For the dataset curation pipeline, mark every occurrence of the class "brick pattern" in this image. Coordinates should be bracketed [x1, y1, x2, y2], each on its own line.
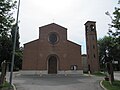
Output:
[85, 21, 100, 73]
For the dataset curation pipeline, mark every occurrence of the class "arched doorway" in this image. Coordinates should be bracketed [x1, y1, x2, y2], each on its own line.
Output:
[48, 56, 57, 74]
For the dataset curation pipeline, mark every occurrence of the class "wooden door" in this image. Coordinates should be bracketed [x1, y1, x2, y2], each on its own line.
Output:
[48, 56, 57, 74]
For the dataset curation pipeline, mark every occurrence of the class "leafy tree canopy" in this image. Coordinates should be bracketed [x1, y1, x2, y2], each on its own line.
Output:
[0, 0, 17, 36]
[0, 0, 18, 67]
[106, 0, 120, 37]
[98, 36, 120, 70]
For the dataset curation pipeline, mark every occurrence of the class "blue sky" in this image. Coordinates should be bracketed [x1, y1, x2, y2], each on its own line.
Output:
[18, 0, 119, 54]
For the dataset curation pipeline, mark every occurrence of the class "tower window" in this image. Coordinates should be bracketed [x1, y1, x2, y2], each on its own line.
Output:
[90, 25, 95, 31]
[86, 26, 89, 32]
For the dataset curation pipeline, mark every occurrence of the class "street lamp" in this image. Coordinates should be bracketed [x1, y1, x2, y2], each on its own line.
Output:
[9, 0, 20, 85]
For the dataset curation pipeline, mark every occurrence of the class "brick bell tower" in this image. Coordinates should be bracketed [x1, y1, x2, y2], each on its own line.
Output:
[84, 21, 100, 73]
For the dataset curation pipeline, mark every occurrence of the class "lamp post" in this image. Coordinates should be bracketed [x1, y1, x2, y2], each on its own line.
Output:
[9, 0, 20, 85]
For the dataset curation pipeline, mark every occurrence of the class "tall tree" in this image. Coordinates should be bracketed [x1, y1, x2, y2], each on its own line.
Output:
[0, 35, 12, 64]
[106, 0, 120, 37]
[11, 24, 20, 50]
[102, 0, 120, 83]
[0, 0, 23, 72]
[11, 24, 23, 70]
[0, 0, 16, 36]
[0, 0, 17, 64]
[98, 36, 120, 70]
[98, 36, 113, 64]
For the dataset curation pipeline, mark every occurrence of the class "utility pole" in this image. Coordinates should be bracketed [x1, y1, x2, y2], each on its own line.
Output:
[9, 0, 20, 85]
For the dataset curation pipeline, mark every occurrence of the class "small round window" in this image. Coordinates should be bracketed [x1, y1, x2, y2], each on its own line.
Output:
[49, 33, 58, 44]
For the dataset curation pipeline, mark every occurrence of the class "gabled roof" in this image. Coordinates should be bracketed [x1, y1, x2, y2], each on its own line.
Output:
[24, 39, 39, 45]
[67, 40, 81, 47]
[39, 23, 67, 30]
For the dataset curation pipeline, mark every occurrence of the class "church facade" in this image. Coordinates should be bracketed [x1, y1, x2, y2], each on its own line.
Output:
[22, 23, 82, 74]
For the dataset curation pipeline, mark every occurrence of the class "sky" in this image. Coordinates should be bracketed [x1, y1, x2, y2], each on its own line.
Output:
[17, 0, 119, 54]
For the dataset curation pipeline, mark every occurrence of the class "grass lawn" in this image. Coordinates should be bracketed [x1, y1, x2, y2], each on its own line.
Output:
[92, 71, 106, 76]
[102, 80, 120, 90]
[0, 81, 13, 90]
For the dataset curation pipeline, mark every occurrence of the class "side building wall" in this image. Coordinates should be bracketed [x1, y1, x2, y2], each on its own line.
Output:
[22, 40, 39, 70]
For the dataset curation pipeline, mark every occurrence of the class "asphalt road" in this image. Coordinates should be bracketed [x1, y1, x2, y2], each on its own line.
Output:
[12, 74, 104, 90]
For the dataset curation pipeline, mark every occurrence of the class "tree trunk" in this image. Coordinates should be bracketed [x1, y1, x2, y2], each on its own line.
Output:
[0, 61, 7, 85]
[109, 62, 114, 83]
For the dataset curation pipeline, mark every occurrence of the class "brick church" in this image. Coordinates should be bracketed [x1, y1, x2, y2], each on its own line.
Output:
[22, 23, 82, 74]
[22, 21, 99, 74]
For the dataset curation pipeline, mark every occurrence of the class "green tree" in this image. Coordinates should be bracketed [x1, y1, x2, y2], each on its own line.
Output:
[105, 0, 120, 71]
[0, 0, 16, 36]
[102, 0, 120, 83]
[11, 24, 20, 50]
[106, 0, 120, 37]
[14, 47, 23, 70]
[0, 35, 12, 64]
[0, 0, 17, 66]
[11, 24, 23, 70]
[98, 36, 120, 70]
[98, 36, 113, 65]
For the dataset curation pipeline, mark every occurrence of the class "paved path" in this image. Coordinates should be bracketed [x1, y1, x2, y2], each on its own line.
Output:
[11, 74, 103, 90]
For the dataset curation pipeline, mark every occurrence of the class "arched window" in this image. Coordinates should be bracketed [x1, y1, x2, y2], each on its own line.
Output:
[90, 25, 95, 31]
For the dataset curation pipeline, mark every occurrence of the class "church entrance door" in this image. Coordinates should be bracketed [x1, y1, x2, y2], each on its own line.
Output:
[48, 56, 57, 74]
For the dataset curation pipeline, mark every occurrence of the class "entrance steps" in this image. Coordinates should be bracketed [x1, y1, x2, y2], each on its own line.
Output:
[19, 70, 83, 76]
